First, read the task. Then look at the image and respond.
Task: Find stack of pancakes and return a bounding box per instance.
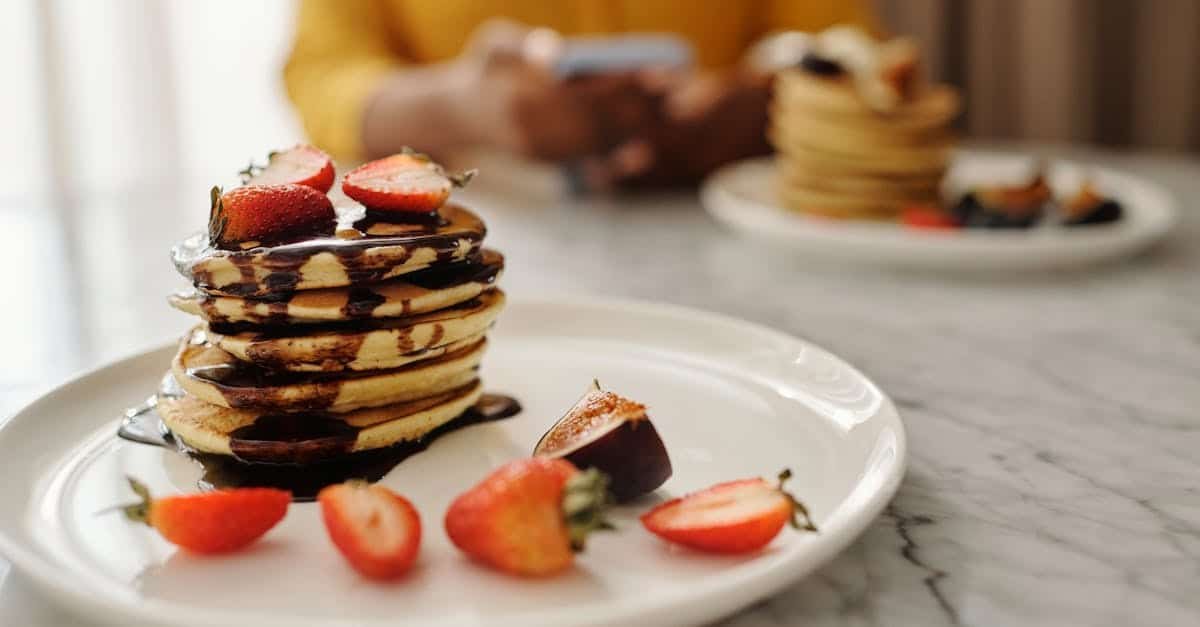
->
[770,28,961,220]
[161,203,504,465]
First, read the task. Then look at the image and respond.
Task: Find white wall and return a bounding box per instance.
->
[0,0,304,205]
[0,0,306,388]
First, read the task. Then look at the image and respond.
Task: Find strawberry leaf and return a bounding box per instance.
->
[562,467,613,551]
[776,468,818,532]
[120,476,154,525]
[207,186,228,247]
[448,168,478,188]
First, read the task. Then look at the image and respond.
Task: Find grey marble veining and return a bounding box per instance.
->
[2,144,1198,625]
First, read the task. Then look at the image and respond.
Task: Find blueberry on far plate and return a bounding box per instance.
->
[951,192,1042,229]
[953,175,1053,229]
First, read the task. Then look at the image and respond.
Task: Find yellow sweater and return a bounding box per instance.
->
[283,0,877,160]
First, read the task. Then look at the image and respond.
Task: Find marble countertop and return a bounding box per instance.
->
[3,144,1198,626]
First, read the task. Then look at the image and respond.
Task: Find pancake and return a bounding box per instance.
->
[770,127,952,174]
[172,327,487,412]
[782,171,940,206]
[207,290,505,372]
[173,204,486,297]
[170,249,504,325]
[158,381,483,463]
[777,184,937,219]
[779,165,942,200]
[770,106,958,151]
[774,69,960,131]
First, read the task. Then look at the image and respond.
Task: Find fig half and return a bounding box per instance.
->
[534,381,672,502]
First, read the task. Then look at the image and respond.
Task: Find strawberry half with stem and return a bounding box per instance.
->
[208,183,335,248]
[640,469,817,554]
[119,477,290,554]
[444,458,612,577]
[341,147,476,213]
[318,481,422,580]
[240,144,335,193]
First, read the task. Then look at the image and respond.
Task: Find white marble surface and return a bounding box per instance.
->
[3,144,1199,626]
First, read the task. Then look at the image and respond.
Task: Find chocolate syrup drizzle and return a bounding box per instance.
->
[174,204,486,298]
[142,203,520,500]
[179,329,485,410]
[197,249,502,335]
[118,378,521,501]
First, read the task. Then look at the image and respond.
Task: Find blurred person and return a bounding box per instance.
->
[283,1,878,188]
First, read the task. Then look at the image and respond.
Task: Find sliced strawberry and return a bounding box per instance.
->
[318,481,421,580]
[120,478,290,554]
[640,469,816,554]
[900,204,961,230]
[444,458,611,577]
[342,148,475,213]
[209,183,335,248]
[242,145,335,193]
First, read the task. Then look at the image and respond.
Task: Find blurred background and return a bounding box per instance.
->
[2,0,1198,409]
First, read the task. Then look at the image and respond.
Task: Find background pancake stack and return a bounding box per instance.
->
[162,199,506,469]
[770,27,961,220]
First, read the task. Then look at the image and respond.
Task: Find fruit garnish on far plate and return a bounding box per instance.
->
[533,380,672,502]
[640,469,817,554]
[208,183,335,249]
[318,481,421,580]
[900,204,961,230]
[810,25,920,112]
[954,173,1051,229]
[116,477,290,554]
[798,51,844,77]
[240,144,335,193]
[1062,179,1123,226]
[444,458,611,577]
[342,147,476,213]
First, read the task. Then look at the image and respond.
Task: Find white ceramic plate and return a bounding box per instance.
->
[701,153,1177,271]
[0,299,905,627]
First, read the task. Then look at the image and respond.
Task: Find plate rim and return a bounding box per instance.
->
[0,296,907,627]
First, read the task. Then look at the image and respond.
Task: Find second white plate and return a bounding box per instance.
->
[701,154,1177,271]
[0,299,905,627]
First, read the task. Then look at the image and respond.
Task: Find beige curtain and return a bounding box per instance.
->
[875,0,1200,152]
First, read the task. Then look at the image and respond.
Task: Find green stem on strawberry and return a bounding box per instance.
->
[207,186,228,247]
[777,468,818,532]
[447,169,477,188]
[398,145,476,188]
[562,467,614,551]
[238,161,264,184]
[120,477,155,525]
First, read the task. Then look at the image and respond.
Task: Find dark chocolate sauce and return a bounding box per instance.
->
[228,412,360,464]
[118,396,176,448]
[195,295,229,325]
[396,329,416,354]
[343,287,387,318]
[207,296,487,338]
[264,271,300,293]
[357,208,447,231]
[426,323,445,349]
[117,392,521,501]
[180,331,483,409]
[172,205,487,298]
[189,250,501,328]
[403,250,503,290]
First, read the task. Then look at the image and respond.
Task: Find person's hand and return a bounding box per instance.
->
[582,69,773,189]
[450,20,657,162]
